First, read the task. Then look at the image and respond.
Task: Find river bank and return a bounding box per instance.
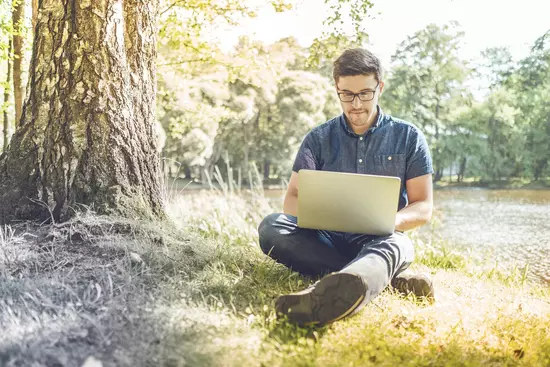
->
[165,176,550,192]
[1,192,549,366]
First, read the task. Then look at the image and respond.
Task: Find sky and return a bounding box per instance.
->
[216,0,550,70]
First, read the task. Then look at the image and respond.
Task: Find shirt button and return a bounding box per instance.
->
[388,156,392,161]
[358,159,363,163]
[359,137,363,141]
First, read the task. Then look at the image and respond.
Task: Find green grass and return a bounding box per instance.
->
[1,191,549,366]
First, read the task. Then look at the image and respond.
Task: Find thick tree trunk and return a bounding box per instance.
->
[12,0,24,123]
[3,40,12,153]
[0,0,163,223]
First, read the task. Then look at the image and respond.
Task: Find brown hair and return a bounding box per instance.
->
[332,48,384,83]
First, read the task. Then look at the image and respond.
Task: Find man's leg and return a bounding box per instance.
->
[340,232,415,308]
[274,232,415,325]
[343,232,434,300]
[257,213,351,277]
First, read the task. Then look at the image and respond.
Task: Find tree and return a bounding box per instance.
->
[157,0,291,78]
[307,0,374,70]
[0,0,163,223]
[2,38,10,153]
[32,0,37,31]
[384,23,471,181]
[0,0,11,152]
[12,0,24,123]
[512,30,550,180]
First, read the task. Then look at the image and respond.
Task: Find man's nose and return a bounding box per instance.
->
[351,96,362,109]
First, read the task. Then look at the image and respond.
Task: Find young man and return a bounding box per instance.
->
[258,48,434,326]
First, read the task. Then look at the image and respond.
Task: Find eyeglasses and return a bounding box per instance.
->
[337,82,379,103]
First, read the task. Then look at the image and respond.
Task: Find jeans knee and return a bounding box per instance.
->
[258,213,281,255]
[392,232,415,262]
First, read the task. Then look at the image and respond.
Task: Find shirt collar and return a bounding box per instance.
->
[340,105,385,137]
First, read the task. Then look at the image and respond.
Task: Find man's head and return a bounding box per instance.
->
[333,48,385,134]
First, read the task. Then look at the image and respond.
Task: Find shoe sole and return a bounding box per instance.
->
[275,273,367,326]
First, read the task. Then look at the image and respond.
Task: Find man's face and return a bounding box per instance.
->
[336,74,384,133]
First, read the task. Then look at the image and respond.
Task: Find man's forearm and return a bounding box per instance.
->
[395,200,432,232]
[283,193,298,217]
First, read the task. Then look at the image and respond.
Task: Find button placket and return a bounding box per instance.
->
[357,135,368,173]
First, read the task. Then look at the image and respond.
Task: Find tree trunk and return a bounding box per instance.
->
[0,0,163,224]
[434,167,443,182]
[12,0,24,124]
[263,160,270,180]
[432,85,442,183]
[3,40,12,153]
[458,157,467,182]
[32,0,38,32]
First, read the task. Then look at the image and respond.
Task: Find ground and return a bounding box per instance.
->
[1,192,549,367]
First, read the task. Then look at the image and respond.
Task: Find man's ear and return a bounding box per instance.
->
[379,81,385,95]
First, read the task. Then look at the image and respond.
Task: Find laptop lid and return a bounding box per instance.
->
[297,169,401,235]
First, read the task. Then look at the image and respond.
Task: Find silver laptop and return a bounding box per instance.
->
[297,169,401,235]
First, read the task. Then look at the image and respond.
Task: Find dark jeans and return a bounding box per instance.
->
[258,213,414,307]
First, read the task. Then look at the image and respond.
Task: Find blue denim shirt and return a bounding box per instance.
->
[292,106,433,211]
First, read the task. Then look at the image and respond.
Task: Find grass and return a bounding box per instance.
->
[1,190,549,366]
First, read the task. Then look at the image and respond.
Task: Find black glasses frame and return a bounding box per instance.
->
[337,82,380,103]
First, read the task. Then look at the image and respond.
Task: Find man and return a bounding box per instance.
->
[258,48,434,326]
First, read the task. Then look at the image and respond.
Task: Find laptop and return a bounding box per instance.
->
[297,169,401,235]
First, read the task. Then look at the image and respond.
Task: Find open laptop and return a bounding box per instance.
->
[297,169,401,235]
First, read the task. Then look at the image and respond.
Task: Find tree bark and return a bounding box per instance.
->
[12,0,24,123]
[32,0,38,32]
[3,41,12,153]
[0,0,163,224]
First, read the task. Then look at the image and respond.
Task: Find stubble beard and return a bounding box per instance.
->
[347,109,371,128]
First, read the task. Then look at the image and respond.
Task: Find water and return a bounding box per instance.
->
[263,188,550,283]
[427,189,550,284]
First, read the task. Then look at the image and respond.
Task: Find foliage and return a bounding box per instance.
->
[306,0,374,70]
[158,35,340,183]
[1,0,549,183]
[384,24,550,183]
[384,22,472,181]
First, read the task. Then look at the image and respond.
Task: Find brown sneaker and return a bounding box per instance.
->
[391,272,435,301]
[275,272,367,326]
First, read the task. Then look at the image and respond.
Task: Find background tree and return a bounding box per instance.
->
[511,31,550,180]
[0,0,163,223]
[384,23,471,181]
[1,0,11,152]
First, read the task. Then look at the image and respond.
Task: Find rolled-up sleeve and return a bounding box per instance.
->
[405,129,433,181]
[292,133,318,172]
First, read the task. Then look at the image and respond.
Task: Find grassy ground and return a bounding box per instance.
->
[1,191,549,367]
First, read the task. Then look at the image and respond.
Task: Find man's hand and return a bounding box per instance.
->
[395,174,433,232]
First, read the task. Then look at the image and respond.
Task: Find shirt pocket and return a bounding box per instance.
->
[373,153,406,179]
